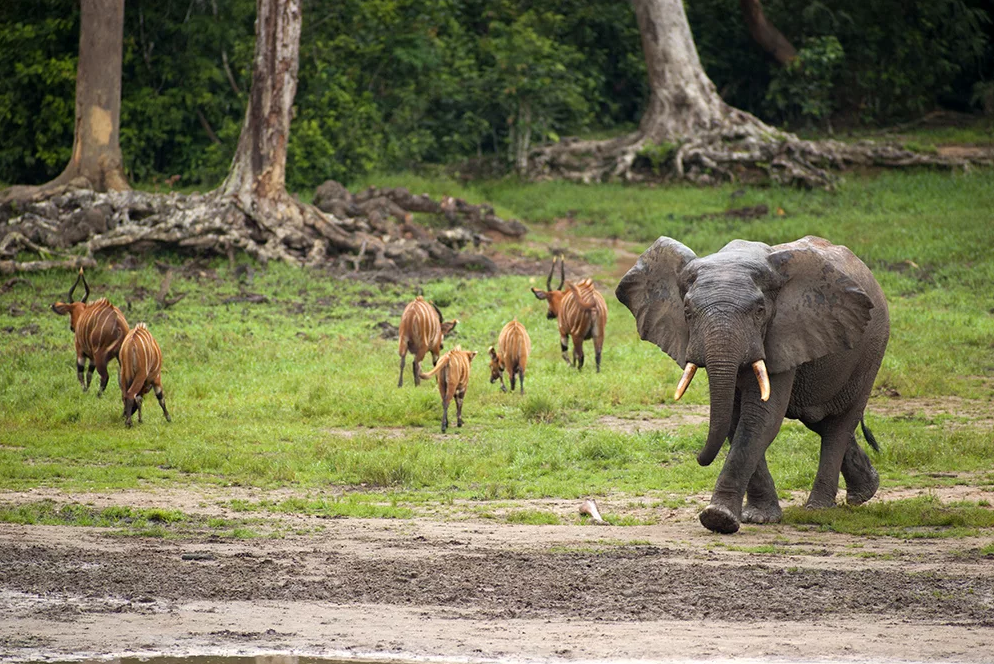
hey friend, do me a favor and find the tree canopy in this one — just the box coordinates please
[1,0,990,189]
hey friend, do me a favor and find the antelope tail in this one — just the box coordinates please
[567,282,596,310]
[420,353,451,380]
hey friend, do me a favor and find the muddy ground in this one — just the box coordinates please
[2,482,994,664]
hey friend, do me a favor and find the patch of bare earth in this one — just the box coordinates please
[2,486,994,663]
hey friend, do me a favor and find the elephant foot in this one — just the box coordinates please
[742,502,782,524]
[846,467,879,506]
[699,504,740,534]
[804,496,838,510]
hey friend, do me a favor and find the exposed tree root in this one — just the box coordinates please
[529,121,992,188]
[0,181,525,273]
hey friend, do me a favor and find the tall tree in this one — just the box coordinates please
[530,0,959,187]
[217,0,299,211]
[1,0,129,205]
[55,0,129,192]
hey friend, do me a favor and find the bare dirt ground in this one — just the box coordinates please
[2,478,994,664]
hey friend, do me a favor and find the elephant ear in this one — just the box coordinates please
[766,240,875,374]
[615,236,696,365]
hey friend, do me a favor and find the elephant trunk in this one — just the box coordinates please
[696,332,744,466]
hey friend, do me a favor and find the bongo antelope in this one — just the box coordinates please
[488,319,531,394]
[118,323,171,428]
[50,268,129,396]
[420,346,477,432]
[530,256,608,371]
[398,295,457,387]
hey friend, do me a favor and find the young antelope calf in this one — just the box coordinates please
[420,347,477,433]
[119,323,171,427]
[488,319,531,394]
[530,257,608,371]
[397,295,457,387]
[50,268,129,396]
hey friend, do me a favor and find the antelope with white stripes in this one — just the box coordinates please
[488,319,531,394]
[420,346,477,432]
[530,256,608,371]
[397,295,458,387]
[118,323,171,427]
[50,268,129,396]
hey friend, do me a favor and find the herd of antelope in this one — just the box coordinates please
[51,268,170,428]
[50,256,603,433]
[399,256,607,432]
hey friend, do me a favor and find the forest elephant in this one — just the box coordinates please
[617,236,890,534]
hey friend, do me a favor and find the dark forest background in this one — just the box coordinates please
[2,0,992,190]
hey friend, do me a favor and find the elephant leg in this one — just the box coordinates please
[700,369,793,534]
[841,433,879,505]
[805,415,861,509]
[742,455,783,524]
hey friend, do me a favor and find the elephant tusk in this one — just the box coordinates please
[753,359,770,402]
[674,363,697,401]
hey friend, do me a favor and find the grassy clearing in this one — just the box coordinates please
[1,168,993,536]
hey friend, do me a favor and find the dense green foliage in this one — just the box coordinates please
[0,0,990,187]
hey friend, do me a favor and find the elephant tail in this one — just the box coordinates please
[860,418,880,452]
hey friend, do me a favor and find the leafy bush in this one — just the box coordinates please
[765,36,844,125]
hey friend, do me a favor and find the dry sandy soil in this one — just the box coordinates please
[2,482,994,664]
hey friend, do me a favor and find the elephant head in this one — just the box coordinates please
[616,235,875,467]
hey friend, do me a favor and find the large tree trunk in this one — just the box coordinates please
[0,0,129,206]
[55,0,130,192]
[633,0,732,141]
[738,0,796,66]
[218,0,298,205]
[528,0,974,188]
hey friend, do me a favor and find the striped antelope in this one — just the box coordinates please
[50,268,129,396]
[397,295,458,387]
[488,319,531,394]
[118,323,171,427]
[530,256,608,371]
[420,347,477,432]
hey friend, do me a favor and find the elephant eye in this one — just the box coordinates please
[755,304,766,319]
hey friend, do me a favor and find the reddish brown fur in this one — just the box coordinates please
[420,347,477,432]
[532,262,608,372]
[51,297,129,396]
[397,295,457,387]
[488,319,531,394]
[118,323,171,427]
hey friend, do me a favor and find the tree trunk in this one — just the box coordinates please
[0,0,129,205]
[218,0,299,205]
[52,0,130,192]
[738,0,796,66]
[633,0,732,141]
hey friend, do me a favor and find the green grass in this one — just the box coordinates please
[783,496,994,538]
[1,169,993,534]
[0,499,258,537]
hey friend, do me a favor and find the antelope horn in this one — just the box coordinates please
[673,363,697,401]
[557,254,565,291]
[79,267,90,303]
[546,255,557,291]
[752,360,770,402]
[68,267,83,303]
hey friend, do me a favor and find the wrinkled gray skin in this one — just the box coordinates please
[617,236,890,534]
